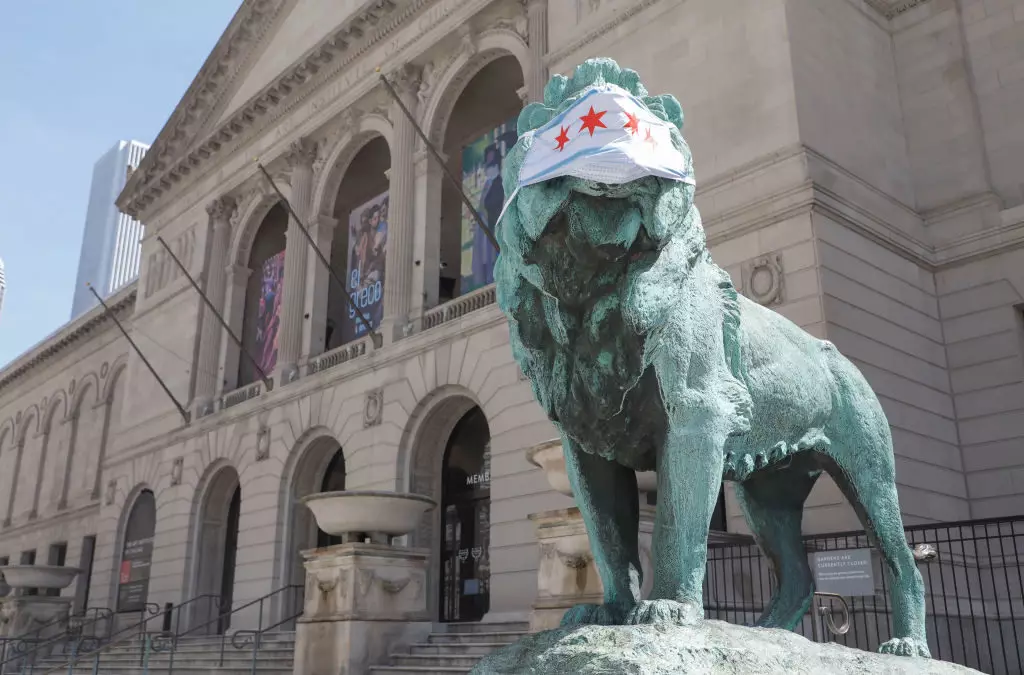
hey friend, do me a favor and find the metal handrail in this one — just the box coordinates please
[33,594,222,675]
[810,592,851,643]
[0,606,118,674]
[148,584,303,675]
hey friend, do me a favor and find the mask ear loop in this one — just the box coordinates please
[492,184,522,239]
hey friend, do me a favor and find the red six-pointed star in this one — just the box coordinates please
[644,126,658,149]
[579,106,607,136]
[623,112,640,136]
[554,125,571,151]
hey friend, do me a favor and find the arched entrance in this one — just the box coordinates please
[284,436,347,589]
[238,203,287,386]
[439,407,491,622]
[193,467,241,634]
[117,489,156,613]
[436,55,523,304]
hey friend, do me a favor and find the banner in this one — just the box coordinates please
[117,536,153,612]
[460,117,518,295]
[341,191,389,344]
[255,250,285,374]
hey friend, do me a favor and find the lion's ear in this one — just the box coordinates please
[659,95,685,132]
[518,103,551,136]
[543,74,569,108]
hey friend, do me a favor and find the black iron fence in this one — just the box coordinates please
[703,516,1024,674]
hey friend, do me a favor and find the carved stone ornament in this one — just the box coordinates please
[206,195,237,223]
[255,425,271,462]
[363,389,384,428]
[285,137,318,170]
[170,458,184,486]
[742,253,784,306]
[105,480,117,506]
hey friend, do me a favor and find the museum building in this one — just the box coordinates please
[1,0,1023,651]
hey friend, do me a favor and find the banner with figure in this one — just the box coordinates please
[460,117,518,295]
[255,250,285,375]
[341,191,389,344]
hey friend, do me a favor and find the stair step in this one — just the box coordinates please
[370,667,472,674]
[427,631,526,645]
[408,642,512,656]
[391,653,482,668]
[437,621,529,634]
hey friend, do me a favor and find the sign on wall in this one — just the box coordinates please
[341,191,389,344]
[254,250,285,374]
[810,548,876,597]
[117,490,156,612]
[460,117,518,295]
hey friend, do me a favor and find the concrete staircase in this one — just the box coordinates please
[29,632,296,674]
[369,621,528,674]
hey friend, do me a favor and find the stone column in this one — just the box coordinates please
[302,215,339,362]
[409,147,446,331]
[218,264,252,396]
[277,138,317,383]
[524,0,549,103]
[381,64,421,344]
[195,196,235,416]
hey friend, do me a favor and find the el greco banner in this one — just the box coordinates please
[341,191,389,344]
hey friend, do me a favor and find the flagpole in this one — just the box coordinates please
[254,163,383,350]
[376,70,501,253]
[156,236,273,391]
[87,284,191,424]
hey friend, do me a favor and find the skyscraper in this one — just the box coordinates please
[70,140,149,318]
[0,257,6,324]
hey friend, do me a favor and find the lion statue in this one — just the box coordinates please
[493,58,929,658]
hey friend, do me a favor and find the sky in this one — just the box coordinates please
[0,2,242,368]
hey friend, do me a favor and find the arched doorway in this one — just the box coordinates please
[285,437,347,590]
[239,203,287,386]
[439,406,491,622]
[436,55,523,304]
[117,489,156,613]
[325,136,391,350]
[193,467,241,634]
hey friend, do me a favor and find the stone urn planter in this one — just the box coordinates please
[526,440,658,495]
[301,490,436,540]
[0,565,80,591]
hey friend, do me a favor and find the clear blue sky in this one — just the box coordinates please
[0,2,242,368]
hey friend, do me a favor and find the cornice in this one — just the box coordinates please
[120,0,413,220]
[864,0,933,19]
[0,285,137,393]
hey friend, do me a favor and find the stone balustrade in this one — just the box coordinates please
[421,284,496,331]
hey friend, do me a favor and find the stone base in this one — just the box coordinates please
[294,542,431,674]
[470,621,983,674]
[0,596,72,638]
[528,506,654,633]
[294,619,430,675]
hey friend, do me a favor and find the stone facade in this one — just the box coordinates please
[1,0,1022,635]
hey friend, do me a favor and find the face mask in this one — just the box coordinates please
[494,84,694,231]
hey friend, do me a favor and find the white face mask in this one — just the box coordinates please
[493,84,694,232]
[518,84,694,187]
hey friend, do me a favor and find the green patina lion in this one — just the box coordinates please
[494,58,929,658]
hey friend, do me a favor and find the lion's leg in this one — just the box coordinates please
[628,426,725,625]
[825,457,930,658]
[559,433,643,627]
[735,467,819,629]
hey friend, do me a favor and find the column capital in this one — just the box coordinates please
[522,0,547,8]
[206,195,236,225]
[314,214,339,239]
[226,263,252,285]
[285,137,318,170]
[387,63,422,99]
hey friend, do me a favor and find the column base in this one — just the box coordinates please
[528,506,655,633]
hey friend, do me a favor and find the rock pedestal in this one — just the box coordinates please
[470,622,983,674]
[529,506,655,633]
[0,595,71,638]
[292,543,431,675]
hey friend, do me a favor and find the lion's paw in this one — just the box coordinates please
[624,599,702,626]
[878,637,931,658]
[559,603,625,627]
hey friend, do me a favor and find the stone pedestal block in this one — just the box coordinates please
[0,596,72,638]
[293,543,431,675]
[528,506,656,633]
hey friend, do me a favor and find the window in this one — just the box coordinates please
[19,550,37,596]
[74,536,97,614]
[46,543,68,597]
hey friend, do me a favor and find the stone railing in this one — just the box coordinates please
[221,380,266,410]
[307,336,372,376]
[421,284,497,331]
